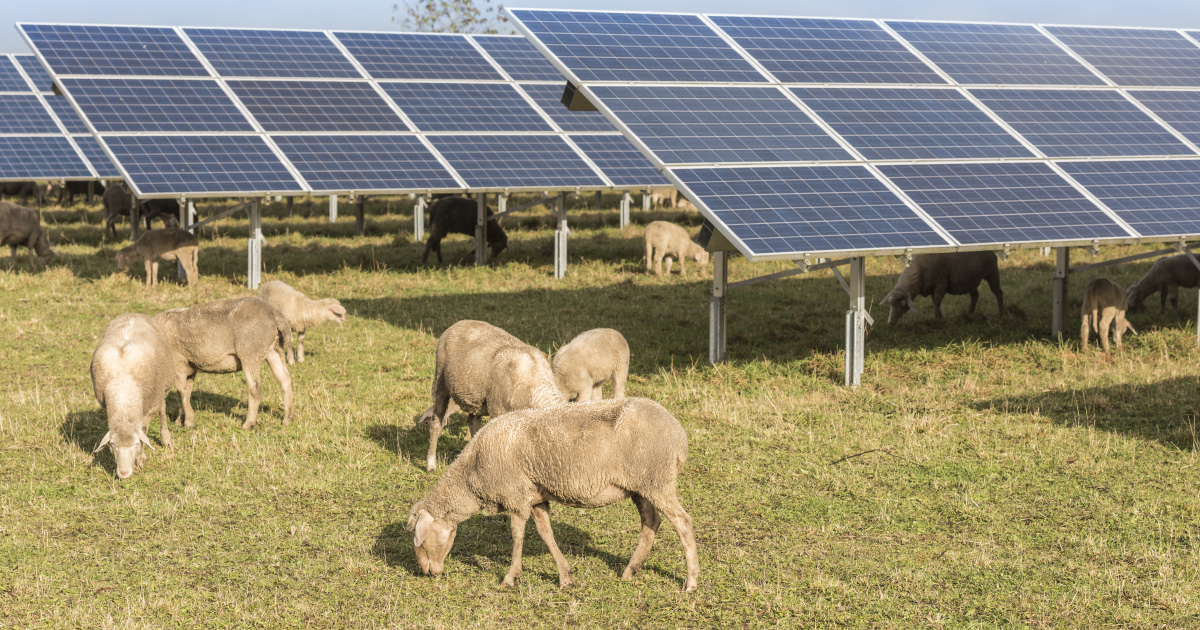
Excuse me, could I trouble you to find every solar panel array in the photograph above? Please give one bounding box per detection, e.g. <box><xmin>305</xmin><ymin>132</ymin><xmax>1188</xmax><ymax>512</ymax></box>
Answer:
<box><xmin>18</xmin><ymin>25</ymin><xmax>666</xmax><ymax>198</ymax></box>
<box><xmin>510</xmin><ymin>9</ymin><xmax>1200</xmax><ymax>261</ymax></box>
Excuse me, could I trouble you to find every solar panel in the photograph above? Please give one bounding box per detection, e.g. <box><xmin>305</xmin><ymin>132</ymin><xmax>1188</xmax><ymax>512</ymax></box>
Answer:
<box><xmin>569</xmin><ymin>134</ymin><xmax>671</xmax><ymax>187</ymax></box>
<box><xmin>333</xmin><ymin>31</ymin><xmax>503</xmax><ymax>80</ymax></box>
<box><xmin>61</xmin><ymin>78</ymin><xmax>254</xmax><ymax>133</ymax></box>
<box><xmin>72</xmin><ymin>135</ymin><xmax>122</xmax><ymax>178</ymax></box>
<box><xmin>0</xmin><ymin>136</ymin><xmax>93</xmax><ymax>179</ymax></box>
<box><xmin>184</xmin><ymin>28</ymin><xmax>361</xmax><ymax>78</ymax></box>
<box><xmin>271</xmin><ymin>135</ymin><xmax>459</xmax><ymax>192</ymax></box>
<box><xmin>519</xmin><ymin>83</ymin><xmax>614</xmax><ymax>132</ymax></box>
<box><xmin>228</xmin><ymin>80</ymin><xmax>410</xmax><ymax>132</ymax></box>
<box><xmin>708</xmin><ymin>16</ymin><xmax>946</xmax><ymax>84</ymax></box>
<box><xmin>21</xmin><ymin>24</ymin><xmax>208</xmax><ymax>76</ymax></box>
<box><xmin>791</xmin><ymin>86</ymin><xmax>1034</xmax><ymax>160</ymax></box>
<box><xmin>1126</xmin><ymin>90</ymin><xmax>1200</xmax><ymax>146</ymax></box>
<box><xmin>14</xmin><ymin>55</ymin><xmax>53</xmax><ymax>92</ymax></box>
<box><xmin>45</xmin><ymin>97</ymin><xmax>91</xmax><ymax>133</ymax></box>
<box><xmin>587</xmin><ymin>84</ymin><xmax>852</xmax><ymax>164</ymax></box>
<box><xmin>0</xmin><ymin>57</ymin><xmax>33</xmax><ymax>92</ymax></box>
<box><xmin>0</xmin><ymin>94</ymin><xmax>63</xmax><ymax>133</ymax></box>
<box><xmin>971</xmin><ymin>88</ymin><xmax>1194</xmax><ymax>157</ymax></box>
<box><xmin>877</xmin><ymin>162</ymin><xmax>1129</xmax><ymax>245</ymax></box>
<box><xmin>886</xmin><ymin>21</ymin><xmax>1104</xmax><ymax>85</ymax></box>
<box><xmin>102</xmin><ymin>135</ymin><xmax>303</xmax><ymax>195</ymax></box>
<box><xmin>1059</xmin><ymin>159</ymin><xmax>1200</xmax><ymax>237</ymax></box>
<box><xmin>381</xmin><ymin>82</ymin><xmax>554</xmax><ymax>132</ymax></box>
<box><xmin>1045</xmin><ymin>26</ymin><xmax>1200</xmax><ymax>87</ymax></box>
<box><xmin>473</xmin><ymin>34</ymin><xmax>564</xmax><ymax>81</ymax></box>
<box><xmin>428</xmin><ymin>135</ymin><xmax>606</xmax><ymax>189</ymax></box>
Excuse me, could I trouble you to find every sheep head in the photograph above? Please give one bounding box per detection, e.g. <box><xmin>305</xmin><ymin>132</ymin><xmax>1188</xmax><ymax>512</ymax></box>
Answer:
<box><xmin>693</xmin><ymin>248</ymin><xmax>710</xmax><ymax>268</ymax></box>
<box><xmin>1125</xmin><ymin>284</ymin><xmax>1147</xmax><ymax>312</ymax></box>
<box><xmin>322</xmin><ymin>299</ymin><xmax>347</xmax><ymax>326</ymax></box>
<box><xmin>34</xmin><ymin>233</ymin><xmax>55</xmax><ymax>265</ymax></box>
<box><xmin>880</xmin><ymin>290</ymin><xmax>918</xmax><ymax>325</ymax></box>
<box><xmin>408</xmin><ymin>507</ymin><xmax>457</xmax><ymax>577</ymax></box>
<box><xmin>488</xmin><ymin>228</ymin><xmax>509</xmax><ymax>258</ymax></box>
<box><xmin>115</xmin><ymin>247</ymin><xmax>136</xmax><ymax>272</ymax></box>
<box><xmin>94</xmin><ymin>429</ymin><xmax>154</xmax><ymax>480</ymax></box>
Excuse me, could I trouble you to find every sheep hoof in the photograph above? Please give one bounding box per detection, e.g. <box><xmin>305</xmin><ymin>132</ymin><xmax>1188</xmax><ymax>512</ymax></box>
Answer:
<box><xmin>557</xmin><ymin>577</ymin><xmax>573</xmax><ymax>589</ymax></box>
<box><xmin>241</xmin><ymin>420</ymin><xmax>256</xmax><ymax>430</ymax></box>
<box><xmin>683</xmin><ymin>582</ymin><xmax>698</xmax><ymax>593</ymax></box>
<box><xmin>501</xmin><ymin>576</ymin><xmax>518</xmax><ymax>588</ymax></box>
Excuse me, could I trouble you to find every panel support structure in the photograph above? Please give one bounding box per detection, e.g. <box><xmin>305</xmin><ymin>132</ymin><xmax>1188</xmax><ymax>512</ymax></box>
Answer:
<box><xmin>844</xmin><ymin>257</ymin><xmax>867</xmax><ymax>387</ymax></box>
<box><xmin>248</xmin><ymin>200</ymin><xmax>262</xmax><ymax>290</ymax></box>
<box><xmin>355</xmin><ymin>196</ymin><xmax>366</xmax><ymax>237</ymax></box>
<box><xmin>554</xmin><ymin>192</ymin><xmax>569</xmax><ymax>279</ymax></box>
<box><xmin>709</xmin><ymin>250</ymin><xmax>728</xmax><ymax>364</ymax></box>
<box><xmin>475</xmin><ymin>192</ymin><xmax>487</xmax><ymax>267</ymax></box>
<box><xmin>1052</xmin><ymin>247</ymin><xmax>1070</xmax><ymax>339</ymax></box>
<box><xmin>620</xmin><ymin>191</ymin><xmax>631</xmax><ymax>228</ymax></box>
<box><xmin>129</xmin><ymin>192</ymin><xmax>139</xmax><ymax>241</ymax></box>
<box><xmin>177</xmin><ymin>197</ymin><xmax>189</xmax><ymax>279</ymax></box>
<box><xmin>1186</xmin><ymin>252</ymin><xmax>1200</xmax><ymax>345</ymax></box>
<box><xmin>643</xmin><ymin>190</ymin><xmax>651</xmax><ymax>213</ymax></box>
<box><xmin>329</xmin><ymin>195</ymin><xmax>337</xmax><ymax>223</ymax></box>
<box><xmin>414</xmin><ymin>195</ymin><xmax>426</xmax><ymax>242</ymax></box>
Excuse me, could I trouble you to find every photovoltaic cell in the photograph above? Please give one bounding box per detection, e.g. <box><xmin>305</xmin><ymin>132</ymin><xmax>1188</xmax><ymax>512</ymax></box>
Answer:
<box><xmin>15</xmin><ymin>55</ymin><xmax>53</xmax><ymax>92</ymax></box>
<box><xmin>61</xmin><ymin>78</ymin><xmax>254</xmax><ymax>133</ymax></box>
<box><xmin>0</xmin><ymin>136</ymin><xmax>92</xmax><ymax>179</ymax></box>
<box><xmin>886</xmin><ymin>21</ymin><xmax>1104</xmax><ymax>85</ymax></box>
<box><xmin>971</xmin><ymin>88</ymin><xmax>1194</xmax><ymax>157</ymax></box>
<box><xmin>674</xmin><ymin>165</ymin><xmax>949</xmax><ymax>255</ymax></box>
<box><xmin>878</xmin><ymin>161</ymin><xmax>1128</xmax><ymax>244</ymax></box>
<box><xmin>382</xmin><ymin>83</ymin><xmax>553</xmax><ymax>132</ymax></box>
<box><xmin>509</xmin><ymin>10</ymin><xmax>767</xmax><ymax>83</ymax></box>
<box><xmin>20</xmin><ymin>24</ymin><xmax>208</xmax><ymax>76</ymax></box>
<box><xmin>103</xmin><ymin>135</ymin><xmax>302</xmax><ymax>195</ymax></box>
<box><xmin>1059</xmin><ymin>160</ymin><xmax>1200</xmax><ymax>237</ymax></box>
<box><xmin>588</xmin><ymin>84</ymin><xmax>851</xmax><ymax>164</ymax></box>
<box><xmin>569</xmin><ymin>134</ymin><xmax>670</xmax><ymax>187</ymax></box>
<box><xmin>473</xmin><ymin>35</ymin><xmax>565</xmax><ymax>81</ymax></box>
<box><xmin>184</xmin><ymin>28</ymin><xmax>361</xmax><ymax>78</ymax></box>
<box><xmin>333</xmin><ymin>32</ymin><xmax>503</xmax><ymax>80</ymax></box>
<box><xmin>272</xmin><ymin>135</ymin><xmax>459</xmax><ymax>192</ymax></box>
<box><xmin>1045</xmin><ymin>26</ymin><xmax>1200</xmax><ymax>87</ymax></box>
<box><xmin>429</xmin><ymin>134</ymin><xmax>606</xmax><ymax>189</ymax></box>
<box><xmin>72</xmin><ymin>135</ymin><xmax>122</xmax><ymax>178</ymax></box>
<box><xmin>0</xmin><ymin>57</ymin><xmax>33</xmax><ymax>91</ymax></box>
<box><xmin>228</xmin><ymin>80</ymin><xmax>409</xmax><ymax>132</ymax></box>
<box><xmin>708</xmin><ymin>16</ymin><xmax>946</xmax><ymax>84</ymax></box>
<box><xmin>46</xmin><ymin>98</ymin><xmax>90</xmax><ymax>133</ymax></box>
<box><xmin>0</xmin><ymin>94</ymin><xmax>63</xmax><ymax>133</ymax></box>
<box><xmin>1126</xmin><ymin>90</ymin><xmax>1200</xmax><ymax>146</ymax></box>
<box><xmin>520</xmin><ymin>83</ymin><xmax>615</xmax><ymax>132</ymax></box>
<box><xmin>791</xmin><ymin>86</ymin><xmax>1033</xmax><ymax>160</ymax></box>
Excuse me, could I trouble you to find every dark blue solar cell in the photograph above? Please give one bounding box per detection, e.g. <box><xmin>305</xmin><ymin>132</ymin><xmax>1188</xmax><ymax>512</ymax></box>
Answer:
<box><xmin>0</xmin><ymin>136</ymin><xmax>93</xmax><ymax>179</ymax></box>
<box><xmin>15</xmin><ymin>55</ymin><xmax>53</xmax><ymax>92</ymax></box>
<box><xmin>333</xmin><ymin>31</ymin><xmax>502</xmax><ymax>80</ymax></box>
<box><xmin>509</xmin><ymin>10</ymin><xmax>767</xmax><ymax>83</ymax></box>
<box><xmin>972</xmin><ymin>88</ymin><xmax>1194</xmax><ymax>157</ymax></box>
<box><xmin>0</xmin><ymin>95</ymin><xmax>62</xmax><ymax>133</ymax></box>
<box><xmin>792</xmin><ymin>86</ymin><xmax>1033</xmax><ymax>160</ymax></box>
<box><xmin>429</xmin><ymin>134</ymin><xmax>606</xmax><ymax>189</ymax></box>
<box><xmin>588</xmin><ymin>85</ymin><xmax>851</xmax><ymax>164</ymax></box>
<box><xmin>19</xmin><ymin>24</ymin><xmax>208</xmax><ymax>76</ymax></box>
<box><xmin>887</xmin><ymin>21</ymin><xmax>1104</xmax><ymax>85</ymax></box>
<box><xmin>382</xmin><ymin>83</ymin><xmax>553</xmax><ymax>132</ymax></box>
<box><xmin>878</xmin><ymin>161</ymin><xmax>1129</xmax><ymax>245</ymax></box>
<box><xmin>60</xmin><ymin>78</ymin><xmax>253</xmax><ymax>133</ymax></box>
<box><xmin>674</xmin><ymin>164</ymin><xmax>949</xmax><ymax>257</ymax></box>
<box><xmin>228</xmin><ymin>80</ymin><xmax>409</xmax><ymax>133</ymax></box>
<box><xmin>1126</xmin><ymin>90</ymin><xmax>1200</xmax><ymax>147</ymax></box>
<box><xmin>709</xmin><ymin>16</ymin><xmax>946</xmax><ymax>84</ymax></box>
<box><xmin>473</xmin><ymin>34</ymin><xmax>565</xmax><ymax>81</ymax></box>
<box><xmin>520</xmin><ymin>83</ymin><xmax>614</xmax><ymax>132</ymax></box>
<box><xmin>569</xmin><ymin>134</ymin><xmax>670</xmax><ymax>187</ymax></box>
<box><xmin>103</xmin><ymin>135</ymin><xmax>303</xmax><ymax>196</ymax></box>
<box><xmin>272</xmin><ymin>134</ymin><xmax>459</xmax><ymax>192</ymax></box>
<box><xmin>1</xmin><ymin>56</ymin><xmax>34</xmax><ymax>91</ymax></box>
<box><xmin>72</xmin><ymin>135</ymin><xmax>122</xmax><ymax>178</ymax></box>
<box><xmin>1046</xmin><ymin>26</ymin><xmax>1200</xmax><ymax>87</ymax></box>
<box><xmin>184</xmin><ymin>28</ymin><xmax>361</xmax><ymax>78</ymax></box>
<box><xmin>46</xmin><ymin>98</ymin><xmax>89</xmax><ymax>133</ymax></box>
<box><xmin>1059</xmin><ymin>159</ymin><xmax>1200</xmax><ymax>237</ymax></box>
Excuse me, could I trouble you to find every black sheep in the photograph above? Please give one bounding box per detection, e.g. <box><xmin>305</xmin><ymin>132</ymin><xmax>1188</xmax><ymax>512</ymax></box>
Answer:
<box><xmin>102</xmin><ymin>183</ymin><xmax>179</xmax><ymax>238</ymax></box>
<box><xmin>51</xmin><ymin>180</ymin><xmax>105</xmax><ymax>205</ymax></box>
<box><xmin>0</xmin><ymin>181</ymin><xmax>48</xmax><ymax>208</ymax></box>
<box><xmin>421</xmin><ymin>196</ymin><xmax>508</xmax><ymax>265</ymax></box>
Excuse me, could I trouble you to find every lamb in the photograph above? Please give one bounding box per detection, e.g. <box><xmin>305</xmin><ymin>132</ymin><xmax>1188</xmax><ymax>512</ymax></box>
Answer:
<box><xmin>552</xmin><ymin>328</ymin><xmax>629</xmax><ymax>402</ymax></box>
<box><xmin>90</xmin><ymin>313</ymin><xmax>176</xmax><ymax>479</ymax></box>
<box><xmin>421</xmin><ymin>196</ymin><xmax>508</xmax><ymax>265</ymax></box>
<box><xmin>880</xmin><ymin>251</ymin><xmax>1004</xmax><ymax>325</ymax></box>
<box><xmin>420</xmin><ymin>319</ymin><xmax>565</xmax><ymax>472</ymax></box>
<box><xmin>1081</xmin><ymin>277</ymin><xmax>1137</xmax><ymax>352</ymax></box>
<box><xmin>116</xmin><ymin>228</ymin><xmax>199</xmax><ymax>287</ymax></box>
<box><xmin>1125</xmin><ymin>254</ymin><xmax>1200</xmax><ymax>313</ymax></box>
<box><xmin>643</xmin><ymin>221</ymin><xmax>709</xmax><ymax>277</ymax></box>
<box><xmin>0</xmin><ymin>201</ymin><xmax>55</xmax><ymax>269</ymax></box>
<box><xmin>154</xmin><ymin>297</ymin><xmax>293</xmax><ymax>430</ymax></box>
<box><xmin>103</xmin><ymin>184</ymin><xmax>178</xmax><ymax>238</ymax></box>
<box><xmin>257</xmin><ymin>280</ymin><xmax>346</xmax><ymax>364</ymax></box>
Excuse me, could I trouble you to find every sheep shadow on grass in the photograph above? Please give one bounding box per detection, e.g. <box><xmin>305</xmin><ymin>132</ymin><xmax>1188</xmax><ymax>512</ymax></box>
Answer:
<box><xmin>365</xmin><ymin>416</ymin><xmax>474</xmax><ymax>472</ymax></box>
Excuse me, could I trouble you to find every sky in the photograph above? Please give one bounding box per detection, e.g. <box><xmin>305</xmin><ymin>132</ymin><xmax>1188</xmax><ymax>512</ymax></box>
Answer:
<box><xmin>5</xmin><ymin>0</ymin><xmax>1200</xmax><ymax>53</ymax></box>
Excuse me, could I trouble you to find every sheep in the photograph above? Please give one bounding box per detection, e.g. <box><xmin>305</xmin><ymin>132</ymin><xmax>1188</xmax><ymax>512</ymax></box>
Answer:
<box><xmin>648</xmin><ymin>187</ymin><xmax>677</xmax><ymax>210</ymax></box>
<box><xmin>90</xmin><ymin>313</ymin><xmax>176</xmax><ymax>479</ymax></box>
<box><xmin>421</xmin><ymin>196</ymin><xmax>508</xmax><ymax>265</ymax></box>
<box><xmin>420</xmin><ymin>319</ymin><xmax>565</xmax><ymax>472</ymax></box>
<box><xmin>50</xmin><ymin>180</ymin><xmax>104</xmax><ymax>206</ymax></box>
<box><xmin>257</xmin><ymin>280</ymin><xmax>346</xmax><ymax>364</ymax></box>
<box><xmin>643</xmin><ymin>221</ymin><xmax>710</xmax><ymax>277</ymax></box>
<box><xmin>0</xmin><ymin>181</ymin><xmax>47</xmax><ymax>208</ymax></box>
<box><xmin>102</xmin><ymin>184</ymin><xmax>178</xmax><ymax>238</ymax></box>
<box><xmin>0</xmin><ymin>201</ymin><xmax>55</xmax><ymax>269</ymax></box>
<box><xmin>552</xmin><ymin>328</ymin><xmax>629</xmax><ymax>402</ymax></box>
<box><xmin>408</xmin><ymin>397</ymin><xmax>699</xmax><ymax>592</ymax></box>
<box><xmin>1081</xmin><ymin>277</ymin><xmax>1137</xmax><ymax>352</ymax></box>
<box><xmin>116</xmin><ymin>228</ymin><xmax>199</xmax><ymax>287</ymax></box>
<box><xmin>1125</xmin><ymin>254</ymin><xmax>1200</xmax><ymax>313</ymax></box>
<box><xmin>153</xmin><ymin>297</ymin><xmax>293</xmax><ymax>430</ymax></box>
<box><xmin>880</xmin><ymin>251</ymin><xmax>1004</xmax><ymax>325</ymax></box>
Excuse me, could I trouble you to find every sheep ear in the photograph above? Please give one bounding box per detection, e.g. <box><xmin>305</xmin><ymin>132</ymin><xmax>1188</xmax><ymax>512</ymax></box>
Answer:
<box><xmin>138</xmin><ymin>432</ymin><xmax>155</xmax><ymax>450</ymax></box>
<box><xmin>1126</xmin><ymin>321</ymin><xmax>1138</xmax><ymax>335</ymax></box>
<box><xmin>412</xmin><ymin>510</ymin><xmax>435</xmax><ymax>547</ymax></box>
<box><xmin>906</xmin><ymin>296</ymin><xmax>919</xmax><ymax>312</ymax></box>
<box><xmin>878</xmin><ymin>298</ymin><xmax>889</xmax><ymax>306</ymax></box>
<box><xmin>93</xmin><ymin>431</ymin><xmax>112</xmax><ymax>453</ymax></box>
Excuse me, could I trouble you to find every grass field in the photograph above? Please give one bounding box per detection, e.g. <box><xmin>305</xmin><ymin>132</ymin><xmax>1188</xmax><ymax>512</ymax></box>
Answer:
<box><xmin>3</xmin><ymin>194</ymin><xmax>1200</xmax><ymax>628</ymax></box>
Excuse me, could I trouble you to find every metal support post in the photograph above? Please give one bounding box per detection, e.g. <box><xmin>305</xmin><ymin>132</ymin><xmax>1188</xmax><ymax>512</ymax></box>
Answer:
<box><xmin>286</xmin><ymin>196</ymin><xmax>294</xmax><ymax>218</ymax></box>
<box><xmin>844</xmin><ymin>257</ymin><xmax>866</xmax><ymax>387</ymax></box>
<box><xmin>328</xmin><ymin>195</ymin><xmax>337</xmax><ymax>223</ymax></box>
<box><xmin>709</xmin><ymin>251</ymin><xmax>728</xmax><ymax>364</ymax></box>
<box><xmin>86</xmin><ymin>180</ymin><xmax>94</xmax><ymax>204</ymax></box>
<box><xmin>554</xmin><ymin>192</ymin><xmax>568</xmax><ymax>279</ymax></box>
<box><xmin>498</xmin><ymin>194</ymin><xmax>507</xmax><ymax>215</ymax></box>
<box><xmin>414</xmin><ymin>195</ymin><xmax>426</xmax><ymax>242</ymax></box>
<box><xmin>129</xmin><ymin>193</ymin><xmax>139</xmax><ymax>240</ymax></box>
<box><xmin>177</xmin><ymin>196</ymin><xmax>188</xmax><ymax>278</ymax></box>
<box><xmin>1052</xmin><ymin>247</ymin><xmax>1070</xmax><ymax>339</ymax></box>
<box><xmin>620</xmin><ymin>191</ymin><xmax>631</xmax><ymax>228</ymax></box>
<box><xmin>593</xmin><ymin>191</ymin><xmax>602</xmax><ymax>209</ymax></box>
<box><xmin>475</xmin><ymin>192</ymin><xmax>487</xmax><ymax>266</ymax></box>
<box><xmin>355</xmin><ymin>196</ymin><xmax>366</xmax><ymax>237</ymax></box>
<box><xmin>643</xmin><ymin>190</ymin><xmax>651</xmax><ymax>213</ymax></box>
<box><xmin>247</xmin><ymin>200</ymin><xmax>262</xmax><ymax>289</ymax></box>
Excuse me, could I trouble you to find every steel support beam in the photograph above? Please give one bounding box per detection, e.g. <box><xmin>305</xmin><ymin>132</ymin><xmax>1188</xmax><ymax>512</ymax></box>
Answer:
<box><xmin>355</xmin><ymin>196</ymin><xmax>366</xmax><ymax>237</ymax></box>
<box><xmin>129</xmin><ymin>192</ymin><xmax>139</xmax><ymax>241</ymax></box>
<box><xmin>643</xmin><ymin>190</ymin><xmax>651</xmax><ymax>213</ymax></box>
<box><xmin>620</xmin><ymin>191</ymin><xmax>631</xmax><ymax>228</ymax></box>
<box><xmin>1052</xmin><ymin>247</ymin><xmax>1070</xmax><ymax>339</ymax></box>
<box><xmin>709</xmin><ymin>251</ymin><xmax>728</xmax><ymax>364</ymax></box>
<box><xmin>328</xmin><ymin>195</ymin><xmax>337</xmax><ymax>223</ymax></box>
<box><xmin>1185</xmin><ymin>252</ymin><xmax>1200</xmax><ymax>345</ymax></box>
<box><xmin>844</xmin><ymin>257</ymin><xmax>867</xmax><ymax>387</ymax></box>
<box><xmin>86</xmin><ymin>180</ymin><xmax>94</xmax><ymax>204</ymax></box>
<box><xmin>554</xmin><ymin>192</ymin><xmax>568</xmax><ymax>279</ymax></box>
<box><xmin>475</xmin><ymin>192</ymin><xmax>487</xmax><ymax>267</ymax></box>
<box><xmin>247</xmin><ymin>200</ymin><xmax>262</xmax><ymax>289</ymax></box>
<box><xmin>177</xmin><ymin>196</ymin><xmax>188</xmax><ymax>279</ymax></box>
<box><xmin>414</xmin><ymin>196</ymin><xmax>426</xmax><ymax>242</ymax></box>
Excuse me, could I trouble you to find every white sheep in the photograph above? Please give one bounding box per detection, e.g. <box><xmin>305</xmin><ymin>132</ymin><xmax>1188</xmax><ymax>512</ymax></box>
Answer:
<box><xmin>116</xmin><ymin>228</ymin><xmax>199</xmax><ymax>287</ymax></box>
<box><xmin>257</xmin><ymin>280</ymin><xmax>346</xmax><ymax>364</ymax></box>
<box><xmin>643</xmin><ymin>221</ymin><xmax>709</xmax><ymax>277</ymax></box>
<box><xmin>408</xmin><ymin>397</ymin><xmax>699</xmax><ymax>592</ymax></box>
<box><xmin>553</xmin><ymin>328</ymin><xmax>629</xmax><ymax>401</ymax></box>
<box><xmin>90</xmin><ymin>313</ymin><xmax>176</xmax><ymax>479</ymax></box>
<box><xmin>1082</xmin><ymin>277</ymin><xmax>1136</xmax><ymax>352</ymax></box>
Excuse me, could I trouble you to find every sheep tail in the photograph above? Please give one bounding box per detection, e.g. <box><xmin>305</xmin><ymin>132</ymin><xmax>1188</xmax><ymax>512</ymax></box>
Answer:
<box><xmin>273</xmin><ymin>311</ymin><xmax>293</xmax><ymax>359</ymax></box>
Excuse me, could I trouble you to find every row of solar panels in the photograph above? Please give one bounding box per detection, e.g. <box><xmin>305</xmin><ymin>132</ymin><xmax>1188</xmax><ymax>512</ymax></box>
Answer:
<box><xmin>15</xmin><ymin>25</ymin><xmax>670</xmax><ymax>199</ymax></box>
<box><xmin>507</xmin><ymin>10</ymin><xmax>1200</xmax><ymax>260</ymax></box>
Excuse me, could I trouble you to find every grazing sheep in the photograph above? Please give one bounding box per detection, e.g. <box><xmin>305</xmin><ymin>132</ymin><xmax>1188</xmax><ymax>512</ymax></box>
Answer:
<box><xmin>1125</xmin><ymin>254</ymin><xmax>1200</xmax><ymax>313</ymax></box>
<box><xmin>154</xmin><ymin>297</ymin><xmax>293</xmax><ymax>430</ymax></box>
<box><xmin>420</xmin><ymin>319</ymin><xmax>564</xmax><ymax>472</ymax></box>
<box><xmin>103</xmin><ymin>184</ymin><xmax>178</xmax><ymax>238</ymax></box>
<box><xmin>553</xmin><ymin>328</ymin><xmax>629</xmax><ymax>402</ymax></box>
<box><xmin>880</xmin><ymin>252</ymin><xmax>1004</xmax><ymax>325</ymax></box>
<box><xmin>90</xmin><ymin>313</ymin><xmax>176</xmax><ymax>479</ymax></box>
<box><xmin>116</xmin><ymin>228</ymin><xmax>199</xmax><ymax>287</ymax></box>
<box><xmin>408</xmin><ymin>398</ymin><xmax>699</xmax><ymax>592</ymax></box>
<box><xmin>257</xmin><ymin>280</ymin><xmax>346</xmax><ymax>364</ymax></box>
<box><xmin>643</xmin><ymin>221</ymin><xmax>710</xmax><ymax>277</ymax></box>
<box><xmin>421</xmin><ymin>196</ymin><xmax>508</xmax><ymax>265</ymax></box>
<box><xmin>0</xmin><ymin>181</ymin><xmax>47</xmax><ymax>208</ymax></box>
<box><xmin>0</xmin><ymin>201</ymin><xmax>55</xmax><ymax>269</ymax></box>
<box><xmin>1081</xmin><ymin>277</ymin><xmax>1136</xmax><ymax>352</ymax></box>
<box><xmin>50</xmin><ymin>180</ymin><xmax>104</xmax><ymax>206</ymax></box>
<box><xmin>648</xmin><ymin>187</ymin><xmax>677</xmax><ymax>210</ymax></box>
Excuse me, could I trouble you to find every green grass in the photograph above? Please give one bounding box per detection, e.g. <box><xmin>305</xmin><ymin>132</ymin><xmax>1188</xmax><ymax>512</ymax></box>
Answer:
<box><xmin>3</xmin><ymin>194</ymin><xmax>1200</xmax><ymax>628</ymax></box>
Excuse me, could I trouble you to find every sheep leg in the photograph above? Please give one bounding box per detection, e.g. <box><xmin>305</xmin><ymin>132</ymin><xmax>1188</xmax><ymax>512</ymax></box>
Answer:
<box><xmin>987</xmin><ymin>277</ymin><xmax>1005</xmax><ymax>314</ymax></box>
<box><xmin>241</xmin><ymin>361</ymin><xmax>262</xmax><ymax>430</ymax></box>
<box><xmin>178</xmin><ymin>368</ymin><xmax>197</xmax><ymax>428</ymax></box>
<box><xmin>1160</xmin><ymin>287</ymin><xmax>1169</xmax><ymax>313</ymax></box>
<box><xmin>593</xmin><ymin>384</ymin><xmax>604</xmax><ymax>400</ymax></box>
<box><xmin>531</xmin><ymin>502</ymin><xmax>573</xmax><ymax>588</ymax></box>
<box><xmin>296</xmin><ymin>331</ymin><xmax>305</xmax><ymax>363</ymax></box>
<box><xmin>159</xmin><ymin>399</ymin><xmax>173</xmax><ymax>447</ymax></box>
<box><xmin>614</xmin><ymin>364</ymin><xmax>627</xmax><ymax>400</ymax></box>
<box><xmin>7</xmin><ymin>245</ymin><xmax>16</xmax><ymax>271</ymax></box>
<box><xmin>644</xmin><ymin>240</ymin><xmax>653</xmax><ymax>273</ymax></box>
<box><xmin>502</xmin><ymin>511</ymin><xmax>529</xmax><ymax>587</ymax></box>
<box><xmin>664</xmin><ymin>256</ymin><xmax>674</xmax><ymax>277</ymax></box>
<box><xmin>679</xmin><ymin>255</ymin><xmax>686</xmax><ymax>277</ymax></box>
<box><xmin>653</xmin><ymin>249</ymin><xmax>664</xmax><ymax>277</ymax></box>
<box><xmin>425</xmin><ymin>392</ymin><xmax>451</xmax><ymax>472</ymax></box>
<box><xmin>421</xmin><ymin>236</ymin><xmax>435</xmax><ymax>265</ymax></box>
<box><xmin>652</xmin><ymin>495</ymin><xmax>700</xmax><ymax>592</ymax></box>
<box><xmin>285</xmin><ymin>333</ymin><xmax>296</xmax><ymax>364</ymax></box>
<box><xmin>266</xmin><ymin>349</ymin><xmax>293</xmax><ymax>426</ymax></box>
<box><xmin>465</xmin><ymin>414</ymin><xmax>482</xmax><ymax>441</ymax></box>
<box><xmin>1168</xmin><ymin>283</ymin><xmax>1180</xmax><ymax>311</ymax></box>
<box><xmin>1081</xmin><ymin>314</ymin><xmax>1091</xmax><ymax>350</ymax></box>
<box><xmin>1099</xmin><ymin>310</ymin><xmax>1115</xmax><ymax>353</ymax></box>
<box><xmin>967</xmin><ymin>289</ymin><xmax>979</xmax><ymax>315</ymax></box>
<box><xmin>622</xmin><ymin>494</ymin><xmax>661</xmax><ymax>580</ymax></box>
